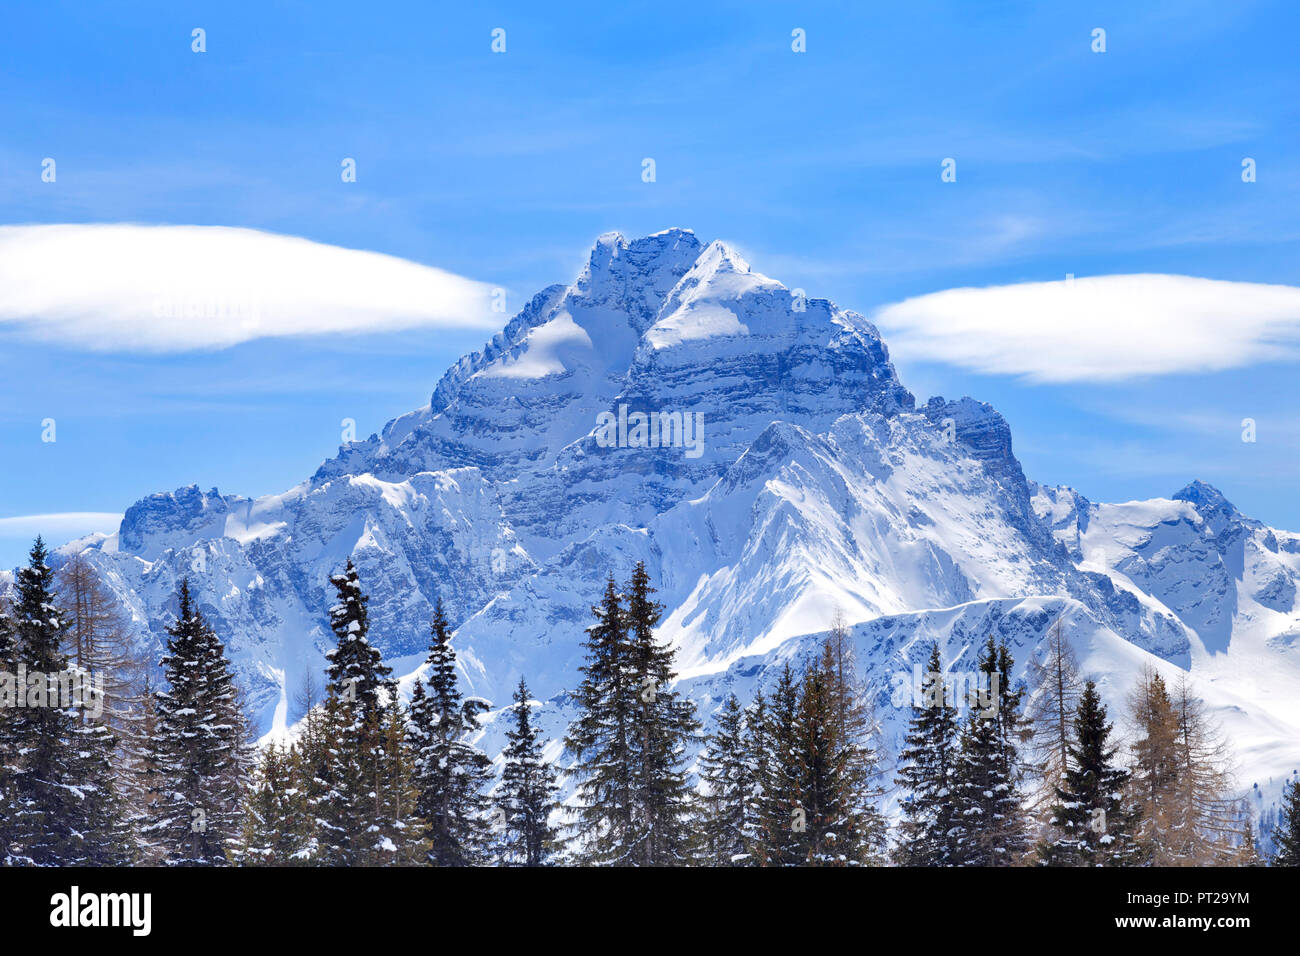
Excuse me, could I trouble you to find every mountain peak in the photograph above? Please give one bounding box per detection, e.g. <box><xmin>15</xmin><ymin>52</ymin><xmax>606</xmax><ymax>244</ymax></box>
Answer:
<box><xmin>1172</xmin><ymin>480</ymin><xmax>1241</xmax><ymax>521</ymax></box>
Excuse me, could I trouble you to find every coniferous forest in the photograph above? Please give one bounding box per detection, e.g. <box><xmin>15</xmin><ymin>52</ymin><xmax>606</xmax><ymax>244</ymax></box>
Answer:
<box><xmin>1</xmin><ymin>536</ymin><xmax>1295</xmax><ymax>868</ymax></box>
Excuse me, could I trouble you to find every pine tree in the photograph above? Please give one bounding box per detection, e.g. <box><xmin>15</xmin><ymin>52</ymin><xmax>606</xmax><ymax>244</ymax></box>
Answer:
<box><xmin>410</xmin><ymin>600</ymin><xmax>492</xmax><ymax>865</ymax></box>
<box><xmin>697</xmin><ymin>693</ymin><xmax>752</xmax><ymax>865</ymax></box>
<box><xmin>146</xmin><ymin>579</ymin><xmax>247</xmax><ymax>865</ymax></box>
<box><xmin>623</xmin><ymin>561</ymin><xmax>699</xmax><ymax>866</ymax></box>
<box><xmin>7</xmin><ymin>538</ymin><xmax>128</xmax><ymax>864</ymax></box>
<box><xmin>1276</xmin><ymin>778</ymin><xmax>1300</xmax><ymax>866</ymax></box>
<box><xmin>564</xmin><ymin>576</ymin><xmax>637</xmax><ymax>864</ymax></box>
<box><xmin>496</xmin><ymin>677</ymin><xmax>559</xmax><ymax>866</ymax></box>
<box><xmin>951</xmin><ymin>636</ymin><xmax>1028</xmax><ymax>866</ymax></box>
<box><xmin>1038</xmin><ymin>681</ymin><xmax>1143</xmax><ymax>866</ymax></box>
<box><xmin>893</xmin><ymin>642</ymin><xmax>960</xmax><ymax>866</ymax></box>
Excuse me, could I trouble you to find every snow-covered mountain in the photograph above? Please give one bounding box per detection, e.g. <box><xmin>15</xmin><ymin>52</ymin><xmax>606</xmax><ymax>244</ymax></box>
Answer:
<box><xmin>37</xmin><ymin>228</ymin><xmax>1300</xmax><ymax>815</ymax></box>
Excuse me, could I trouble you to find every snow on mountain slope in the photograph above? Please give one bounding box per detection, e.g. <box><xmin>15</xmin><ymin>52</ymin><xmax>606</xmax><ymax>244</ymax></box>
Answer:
<box><xmin>27</xmin><ymin>229</ymin><xmax>1300</xmax><ymax>808</ymax></box>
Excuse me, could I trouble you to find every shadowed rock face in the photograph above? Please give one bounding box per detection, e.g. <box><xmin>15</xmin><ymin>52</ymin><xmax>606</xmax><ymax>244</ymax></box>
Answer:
<box><xmin>45</xmin><ymin>230</ymin><xmax>1300</xmax><ymax>768</ymax></box>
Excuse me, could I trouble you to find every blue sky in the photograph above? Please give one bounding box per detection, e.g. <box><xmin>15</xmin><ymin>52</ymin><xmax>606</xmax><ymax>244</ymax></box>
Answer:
<box><xmin>1</xmin><ymin>0</ymin><xmax>1298</xmax><ymax>568</ymax></box>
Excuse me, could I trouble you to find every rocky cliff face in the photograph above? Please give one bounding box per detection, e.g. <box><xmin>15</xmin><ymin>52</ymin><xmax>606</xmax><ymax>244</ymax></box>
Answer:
<box><xmin>49</xmin><ymin>229</ymin><xmax>1300</xmax><ymax>800</ymax></box>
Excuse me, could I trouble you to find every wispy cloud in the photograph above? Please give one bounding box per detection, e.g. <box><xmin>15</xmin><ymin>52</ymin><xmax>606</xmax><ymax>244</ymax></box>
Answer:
<box><xmin>873</xmin><ymin>274</ymin><xmax>1300</xmax><ymax>383</ymax></box>
<box><xmin>0</xmin><ymin>224</ymin><xmax>500</xmax><ymax>352</ymax></box>
<box><xmin>0</xmin><ymin>513</ymin><xmax>121</xmax><ymax>538</ymax></box>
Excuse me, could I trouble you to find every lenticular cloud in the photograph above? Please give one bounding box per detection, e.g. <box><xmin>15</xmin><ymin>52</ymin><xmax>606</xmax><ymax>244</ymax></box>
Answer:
<box><xmin>873</xmin><ymin>273</ymin><xmax>1300</xmax><ymax>383</ymax></box>
<box><xmin>0</xmin><ymin>223</ymin><xmax>500</xmax><ymax>352</ymax></box>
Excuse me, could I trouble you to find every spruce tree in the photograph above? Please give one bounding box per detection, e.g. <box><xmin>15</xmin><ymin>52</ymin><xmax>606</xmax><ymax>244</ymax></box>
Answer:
<box><xmin>741</xmin><ymin>691</ymin><xmax>772</xmax><ymax>864</ymax></box>
<box><xmin>363</xmin><ymin>699</ymin><xmax>425</xmax><ymax>866</ymax></box>
<box><xmin>146</xmin><ymin>579</ymin><xmax>247</xmax><ymax>865</ymax></box>
<box><xmin>623</xmin><ymin>561</ymin><xmax>699</xmax><ymax>866</ymax></box>
<box><xmin>564</xmin><ymin>576</ymin><xmax>636</xmax><ymax>864</ymax></box>
<box><xmin>410</xmin><ymin>600</ymin><xmax>492</xmax><ymax>865</ymax></box>
<box><xmin>325</xmin><ymin>559</ymin><xmax>391</xmax><ymax>719</ymax></box>
<box><xmin>305</xmin><ymin>563</ymin><xmax>409</xmax><ymax>865</ymax></box>
<box><xmin>0</xmin><ymin>594</ymin><xmax>17</xmax><ymax>863</ymax></box>
<box><xmin>1038</xmin><ymin>681</ymin><xmax>1142</xmax><ymax>866</ymax></box>
<box><xmin>951</xmin><ymin>637</ymin><xmax>1028</xmax><ymax>866</ymax></box>
<box><xmin>7</xmin><ymin>538</ymin><xmax>128</xmax><ymax>864</ymax></box>
<box><xmin>496</xmin><ymin>677</ymin><xmax>559</xmax><ymax>866</ymax></box>
<box><xmin>792</xmin><ymin>658</ymin><xmax>851</xmax><ymax>865</ymax></box>
<box><xmin>697</xmin><ymin>693</ymin><xmax>752</xmax><ymax>865</ymax></box>
<box><xmin>238</xmin><ymin>742</ymin><xmax>308</xmax><ymax>865</ymax></box>
<box><xmin>894</xmin><ymin>642</ymin><xmax>960</xmax><ymax>866</ymax></box>
<box><xmin>817</xmin><ymin>630</ymin><xmax>888</xmax><ymax>864</ymax></box>
<box><xmin>757</xmin><ymin>663</ymin><xmax>805</xmax><ymax>866</ymax></box>
<box><xmin>1276</xmin><ymin>778</ymin><xmax>1300</xmax><ymax>866</ymax></box>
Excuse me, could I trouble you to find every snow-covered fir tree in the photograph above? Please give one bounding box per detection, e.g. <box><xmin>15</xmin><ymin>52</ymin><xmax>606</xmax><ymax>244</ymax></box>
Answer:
<box><xmin>145</xmin><ymin>578</ymin><xmax>247</xmax><ymax>865</ymax></box>
<box><xmin>5</xmin><ymin>538</ymin><xmax>128</xmax><ymax>865</ymax></box>
<box><xmin>410</xmin><ymin>599</ymin><xmax>493</xmax><ymax>865</ymax></box>
<box><xmin>1038</xmin><ymin>680</ymin><xmax>1143</xmax><ymax>866</ymax></box>
<box><xmin>893</xmin><ymin>642</ymin><xmax>960</xmax><ymax>866</ymax></box>
<box><xmin>495</xmin><ymin>677</ymin><xmax>559</xmax><ymax>866</ymax></box>
<box><xmin>0</xmin><ymin>592</ymin><xmax>17</xmax><ymax>863</ymax></box>
<box><xmin>325</xmin><ymin>559</ymin><xmax>392</xmax><ymax>719</ymax></box>
<box><xmin>303</xmin><ymin>565</ymin><xmax>408</xmax><ymax>866</ymax></box>
<box><xmin>951</xmin><ymin>636</ymin><xmax>1028</xmax><ymax>866</ymax></box>
<box><xmin>238</xmin><ymin>742</ymin><xmax>308</xmax><ymax>865</ymax></box>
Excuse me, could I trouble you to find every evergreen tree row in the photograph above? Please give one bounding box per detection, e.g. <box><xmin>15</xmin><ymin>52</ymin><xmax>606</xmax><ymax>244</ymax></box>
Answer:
<box><xmin>5</xmin><ymin>536</ymin><xmax>1300</xmax><ymax>867</ymax></box>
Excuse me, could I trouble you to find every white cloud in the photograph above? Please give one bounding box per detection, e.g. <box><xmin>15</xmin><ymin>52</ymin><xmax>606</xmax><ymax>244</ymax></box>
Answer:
<box><xmin>0</xmin><ymin>513</ymin><xmax>121</xmax><ymax>537</ymax></box>
<box><xmin>0</xmin><ymin>224</ymin><xmax>500</xmax><ymax>351</ymax></box>
<box><xmin>873</xmin><ymin>274</ymin><xmax>1300</xmax><ymax>383</ymax></box>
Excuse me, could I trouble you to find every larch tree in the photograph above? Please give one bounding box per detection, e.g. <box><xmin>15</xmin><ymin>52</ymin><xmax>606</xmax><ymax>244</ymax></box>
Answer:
<box><xmin>1128</xmin><ymin>668</ymin><xmax>1183</xmax><ymax>864</ymax></box>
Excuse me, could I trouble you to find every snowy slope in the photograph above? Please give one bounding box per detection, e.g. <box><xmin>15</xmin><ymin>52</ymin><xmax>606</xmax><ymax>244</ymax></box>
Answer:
<box><xmin>31</xmin><ymin>229</ymin><xmax>1300</xmax><ymax>817</ymax></box>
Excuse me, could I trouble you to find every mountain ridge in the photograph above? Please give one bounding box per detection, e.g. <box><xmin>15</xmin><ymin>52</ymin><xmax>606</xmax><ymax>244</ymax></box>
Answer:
<box><xmin>10</xmin><ymin>229</ymin><xmax>1298</xmax><ymax>820</ymax></box>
